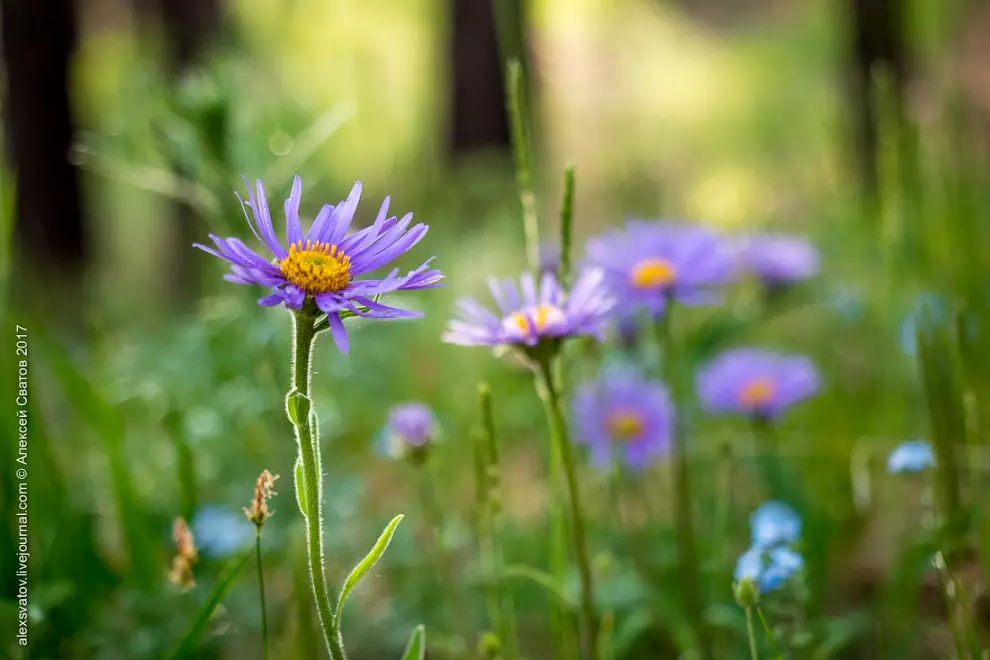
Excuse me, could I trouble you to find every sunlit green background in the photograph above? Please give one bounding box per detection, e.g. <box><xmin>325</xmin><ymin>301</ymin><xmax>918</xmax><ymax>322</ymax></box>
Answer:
<box><xmin>2</xmin><ymin>0</ymin><xmax>989</xmax><ymax>658</ymax></box>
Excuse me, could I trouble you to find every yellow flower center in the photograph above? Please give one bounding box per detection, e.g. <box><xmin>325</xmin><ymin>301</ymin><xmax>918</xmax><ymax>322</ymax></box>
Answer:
<box><xmin>738</xmin><ymin>377</ymin><xmax>776</xmax><ymax>409</ymax></box>
<box><xmin>280</xmin><ymin>240</ymin><xmax>351</xmax><ymax>294</ymax></box>
<box><xmin>507</xmin><ymin>304</ymin><xmax>565</xmax><ymax>334</ymax></box>
<box><xmin>630</xmin><ymin>258</ymin><xmax>677</xmax><ymax>291</ymax></box>
<box><xmin>607</xmin><ymin>410</ymin><xmax>644</xmax><ymax>441</ymax></box>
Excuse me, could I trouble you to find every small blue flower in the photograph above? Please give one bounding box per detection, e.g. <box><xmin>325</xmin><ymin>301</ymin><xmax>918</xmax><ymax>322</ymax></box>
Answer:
<box><xmin>750</xmin><ymin>500</ymin><xmax>801</xmax><ymax>549</ymax></box>
<box><xmin>190</xmin><ymin>505</ymin><xmax>253</xmax><ymax>557</ymax></box>
<box><xmin>760</xmin><ymin>547</ymin><xmax>804</xmax><ymax>591</ymax></box>
<box><xmin>734</xmin><ymin>546</ymin><xmax>804</xmax><ymax>593</ymax></box>
<box><xmin>887</xmin><ymin>440</ymin><xmax>935</xmax><ymax>475</ymax></box>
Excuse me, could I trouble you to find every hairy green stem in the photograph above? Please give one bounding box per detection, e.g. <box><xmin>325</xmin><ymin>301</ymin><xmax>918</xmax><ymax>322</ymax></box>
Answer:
<box><xmin>256</xmin><ymin>528</ymin><xmax>270</xmax><ymax>660</ymax></box>
<box><xmin>290</xmin><ymin>310</ymin><xmax>345</xmax><ymax>659</ymax></box>
<box><xmin>655</xmin><ymin>305</ymin><xmax>710</xmax><ymax>659</ymax></box>
<box><xmin>477</xmin><ymin>383</ymin><xmax>520</xmax><ymax>660</ymax></box>
<box><xmin>745</xmin><ymin>607</ymin><xmax>759</xmax><ymax>660</ymax></box>
<box><xmin>536</xmin><ymin>358</ymin><xmax>599</xmax><ymax>660</ymax></box>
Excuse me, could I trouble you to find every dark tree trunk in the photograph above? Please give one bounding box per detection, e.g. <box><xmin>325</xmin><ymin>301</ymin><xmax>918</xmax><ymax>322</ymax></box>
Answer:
<box><xmin>845</xmin><ymin>0</ymin><xmax>908</xmax><ymax>198</ymax></box>
<box><xmin>2</xmin><ymin>0</ymin><xmax>87</xmax><ymax>291</ymax></box>
<box><xmin>449</xmin><ymin>0</ymin><xmax>512</xmax><ymax>155</ymax></box>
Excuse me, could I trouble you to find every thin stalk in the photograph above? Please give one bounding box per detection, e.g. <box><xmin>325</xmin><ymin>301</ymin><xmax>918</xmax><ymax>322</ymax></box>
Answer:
<box><xmin>546</xmin><ymin>365</ymin><xmax>575</xmax><ymax>659</ymax></box>
<box><xmin>417</xmin><ymin>462</ymin><xmax>473</xmax><ymax>654</ymax></box>
<box><xmin>756</xmin><ymin>607</ymin><xmax>782</xmax><ymax>659</ymax></box>
<box><xmin>289</xmin><ymin>310</ymin><xmax>344</xmax><ymax>659</ymax></box>
<box><xmin>506</xmin><ymin>60</ymin><xmax>540</xmax><ymax>272</ymax></box>
<box><xmin>256</xmin><ymin>528</ymin><xmax>270</xmax><ymax>660</ymax></box>
<box><xmin>559</xmin><ymin>166</ymin><xmax>576</xmax><ymax>286</ymax></box>
<box><xmin>655</xmin><ymin>305</ymin><xmax>709</xmax><ymax>659</ymax></box>
<box><xmin>751</xmin><ymin>417</ymin><xmax>786</xmax><ymax>502</ymax></box>
<box><xmin>745</xmin><ymin>607</ymin><xmax>760</xmax><ymax>660</ymax></box>
<box><xmin>535</xmin><ymin>358</ymin><xmax>599</xmax><ymax>660</ymax></box>
<box><xmin>477</xmin><ymin>383</ymin><xmax>520</xmax><ymax>660</ymax></box>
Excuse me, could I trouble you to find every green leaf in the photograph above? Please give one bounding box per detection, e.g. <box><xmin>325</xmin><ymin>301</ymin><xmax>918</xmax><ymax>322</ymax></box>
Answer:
<box><xmin>285</xmin><ymin>389</ymin><xmax>311</xmax><ymax>427</ymax></box>
<box><xmin>294</xmin><ymin>458</ymin><xmax>309</xmax><ymax>519</ymax></box>
<box><xmin>335</xmin><ymin>514</ymin><xmax>404</xmax><ymax>618</ymax></box>
<box><xmin>399</xmin><ymin>624</ymin><xmax>426</xmax><ymax>660</ymax></box>
<box><xmin>168</xmin><ymin>550</ymin><xmax>250</xmax><ymax>659</ymax></box>
<box><xmin>497</xmin><ymin>564</ymin><xmax>572</xmax><ymax>610</ymax></box>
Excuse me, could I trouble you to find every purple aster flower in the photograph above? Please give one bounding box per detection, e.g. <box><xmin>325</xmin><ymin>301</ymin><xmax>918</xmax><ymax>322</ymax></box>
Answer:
<box><xmin>696</xmin><ymin>348</ymin><xmax>821</xmax><ymax>419</ymax></box>
<box><xmin>442</xmin><ymin>270</ymin><xmax>615</xmax><ymax>349</ymax></box>
<box><xmin>750</xmin><ymin>500</ymin><xmax>801</xmax><ymax>548</ymax></box>
<box><xmin>571</xmin><ymin>368</ymin><xmax>674</xmax><ymax>470</ymax></box>
<box><xmin>381</xmin><ymin>402</ymin><xmax>439</xmax><ymax>461</ymax></box>
<box><xmin>734</xmin><ymin>545</ymin><xmax>804</xmax><ymax>593</ymax></box>
<box><xmin>887</xmin><ymin>440</ymin><xmax>935</xmax><ymax>474</ymax></box>
<box><xmin>194</xmin><ymin>176</ymin><xmax>444</xmax><ymax>353</ymax></box>
<box><xmin>735</xmin><ymin>234</ymin><xmax>819</xmax><ymax>287</ymax></box>
<box><xmin>584</xmin><ymin>220</ymin><xmax>734</xmax><ymax>317</ymax></box>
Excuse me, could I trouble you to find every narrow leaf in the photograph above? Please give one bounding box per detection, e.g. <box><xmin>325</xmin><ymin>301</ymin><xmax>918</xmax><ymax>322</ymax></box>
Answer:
<box><xmin>399</xmin><ymin>624</ymin><xmax>426</xmax><ymax>660</ymax></box>
<box><xmin>336</xmin><ymin>514</ymin><xmax>404</xmax><ymax>617</ymax></box>
<box><xmin>294</xmin><ymin>458</ymin><xmax>309</xmax><ymax>519</ymax></box>
<box><xmin>169</xmin><ymin>551</ymin><xmax>251</xmax><ymax>659</ymax></box>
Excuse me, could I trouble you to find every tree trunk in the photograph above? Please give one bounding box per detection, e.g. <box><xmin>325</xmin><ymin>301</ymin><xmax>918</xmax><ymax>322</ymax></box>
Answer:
<box><xmin>844</xmin><ymin>0</ymin><xmax>908</xmax><ymax>199</ymax></box>
<box><xmin>2</xmin><ymin>0</ymin><xmax>87</xmax><ymax>296</ymax></box>
<box><xmin>449</xmin><ymin>0</ymin><xmax>513</xmax><ymax>155</ymax></box>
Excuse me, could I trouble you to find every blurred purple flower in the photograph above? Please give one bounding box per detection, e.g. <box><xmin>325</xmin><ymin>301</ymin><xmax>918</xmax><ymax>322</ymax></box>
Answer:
<box><xmin>735</xmin><ymin>234</ymin><xmax>819</xmax><ymax>286</ymax></box>
<box><xmin>195</xmin><ymin>176</ymin><xmax>444</xmax><ymax>353</ymax></box>
<box><xmin>571</xmin><ymin>368</ymin><xmax>674</xmax><ymax>470</ymax></box>
<box><xmin>380</xmin><ymin>402</ymin><xmax>439</xmax><ymax>460</ymax></box>
<box><xmin>539</xmin><ymin>242</ymin><xmax>561</xmax><ymax>276</ymax></box>
<box><xmin>887</xmin><ymin>440</ymin><xmax>935</xmax><ymax>474</ymax></box>
<box><xmin>696</xmin><ymin>348</ymin><xmax>820</xmax><ymax>419</ymax></box>
<box><xmin>442</xmin><ymin>270</ymin><xmax>615</xmax><ymax>348</ymax></box>
<box><xmin>585</xmin><ymin>220</ymin><xmax>734</xmax><ymax>317</ymax></box>
<box><xmin>750</xmin><ymin>500</ymin><xmax>802</xmax><ymax>548</ymax></box>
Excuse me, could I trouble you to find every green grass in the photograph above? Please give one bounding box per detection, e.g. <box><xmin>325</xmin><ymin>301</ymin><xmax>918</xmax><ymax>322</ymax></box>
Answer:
<box><xmin>2</xmin><ymin>1</ymin><xmax>989</xmax><ymax>658</ymax></box>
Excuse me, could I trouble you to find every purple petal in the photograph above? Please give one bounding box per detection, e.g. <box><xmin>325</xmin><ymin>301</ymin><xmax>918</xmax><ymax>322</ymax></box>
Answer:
<box><xmin>353</xmin><ymin>296</ymin><xmax>423</xmax><ymax>319</ymax></box>
<box><xmin>285</xmin><ymin>175</ymin><xmax>304</xmax><ymax>246</ymax></box>
<box><xmin>326</xmin><ymin>313</ymin><xmax>349</xmax><ymax>353</ymax></box>
<box><xmin>324</xmin><ymin>182</ymin><xmax>364</xmax><ymax>247</ymax></box>
<box><xmin>307</xmin><ymin>204</ymin><xmax>335</xmax><ymax>243</ymax></box>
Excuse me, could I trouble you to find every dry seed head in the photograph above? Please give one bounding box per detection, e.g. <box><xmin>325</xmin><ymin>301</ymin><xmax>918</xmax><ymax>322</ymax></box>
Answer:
<box><xmin>245</xmin><ymin>469</ymin><xmax>279</xmax><ymax>527</ymax></box>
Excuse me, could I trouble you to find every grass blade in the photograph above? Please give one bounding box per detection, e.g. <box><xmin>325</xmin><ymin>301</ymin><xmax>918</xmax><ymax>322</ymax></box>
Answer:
<box><xmin>169</xmin><ymin>550</ymin><xmax>251</xmax><ymax>659</ymax></box>
<box><xmin>335</xmin><ymin>514</ymin><xmax>404</xmax><ymax>618</ymax></box>
<box><xmin>400</xmin><ymin>624</ymin><xmax>426</xmax><ymax>660</ymax></box>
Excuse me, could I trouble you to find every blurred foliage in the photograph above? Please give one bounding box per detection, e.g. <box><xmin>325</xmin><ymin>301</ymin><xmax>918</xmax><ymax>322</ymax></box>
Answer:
<box><xmin>2</xmin><ymin>0</ymin><xmax>990</xmax><ymax>659</ymax></box>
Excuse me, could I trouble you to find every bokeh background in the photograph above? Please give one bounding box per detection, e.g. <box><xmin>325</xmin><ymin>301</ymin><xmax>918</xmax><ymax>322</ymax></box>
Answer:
<box><xmin>1</xmin><ymin>0</ymin><xmax>990</xmax><ymax>658</ymax></box>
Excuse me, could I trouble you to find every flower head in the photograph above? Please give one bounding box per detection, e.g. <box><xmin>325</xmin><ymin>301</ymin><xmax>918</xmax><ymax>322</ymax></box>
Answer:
<box><xmin>585</xmin><ymin>220</ymin><xmax>734</xmax><ymax>317</ymax></box>
<box><xmin>887</xmin><ymin>440</ymin><xmax>935</xmax><ymax>475</ymax></box>
<box><xmin>244</xmin><ymin>470</ymin><xmax>279</xmax><ymax>527</ymax></box>
<box><xmin>194</xmin><ymin>176</ymin><xmax>444</xmax><ymax>353</ymax></box>
<box><xmin>735</xmin><ymin>234</ymin><xmax>819</xmax><ymax>287</ymax></box>
<box><xmin>572</xmin><ymin>367</ymin><xmax>674</xmax><ymax>470</ymax></box>
<box><xmin>170</xmin><ymin>517</ymin><xmax>199</xmax><ymax>589</ymax></box>
<box><xmin>750</xmin><ymin>500</ymin><xmax>801</xmax><ymax>548</ymax></box>
<box><xmin>734</xmin><ymin>545</ymin><xmax>804</xmax><ymax>594</ymax></box>
<box><xmin>381</xmin><ymin>402</ymin><xmax>439</xmax><ymax>462</ymax></box>
<box><xmin>697</xmin><ymin>348</ymin><xmax>820</xmax><ymax>419</ymax></box>
<box><xmin>442</xmin><ymin>270</ymin><xmax>614</xmax><ymax>350</ymax></box>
